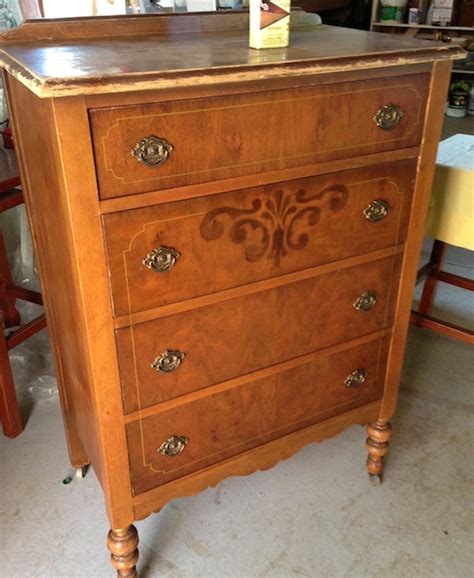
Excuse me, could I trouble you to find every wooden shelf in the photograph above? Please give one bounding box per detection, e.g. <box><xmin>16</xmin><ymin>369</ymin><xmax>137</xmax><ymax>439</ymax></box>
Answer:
<box><xmin>452</xmin><ymin>68</ymin><xmax>474</xmax><ymax>75</ymax></box>
<box><xmin>370</xmin><ymin>1</ymin><xmax>473</xmax><ymax>81</ymax></box>
<box><xmin>372</xmin><ymin>22</ymin><xmax>474</xmax><ymax>32</ymax></box>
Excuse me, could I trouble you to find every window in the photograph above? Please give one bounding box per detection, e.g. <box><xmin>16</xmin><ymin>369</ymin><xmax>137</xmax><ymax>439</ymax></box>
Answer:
<box><xmin>42</xmin><ymin>0</ymin><xmax>127</xmax><ymax>18</ymax></box>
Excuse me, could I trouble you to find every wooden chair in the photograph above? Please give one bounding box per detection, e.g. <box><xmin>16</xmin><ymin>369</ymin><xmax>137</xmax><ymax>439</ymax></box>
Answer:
<box><xmin>0</xmin><ymin>1</ymin><xmax>44</xmax><ymax>438</ymax></box>
<box><xmin>412</xmin><ymin>240</ymin><xmax>474</xmax><ymax>344</ymax></box>
<box><xmin>411</xmin><ymin>134</ymin><xmax>474</xmax><ymax>345</ymax></box>
<box><xmin>0</xmin><ymin>148</ymin><xmax>46</xmax><ymax>438</ymax></box>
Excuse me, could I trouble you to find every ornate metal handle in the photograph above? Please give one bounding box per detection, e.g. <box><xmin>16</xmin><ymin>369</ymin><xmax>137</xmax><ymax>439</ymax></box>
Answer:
<box><xmin>345</xmin><ymin>369</ymin><xmax>367</xmax><ymax>388</ymax></box>
<box><xmin>353</xmin><ymin>291</ymin><xmax>378</xmax><ymax>312</ymax></box>
<box><xmin>374</xmin><ymin>104</ymin><xmax>404</xmax><ymax>130</ymax></box>
<box><xmin>363</xmin><ymin>199</ymin><xmax>390</xmax><ymax>223</ymax></box>
<box><xmin>158</xmin><ymin>435</ymin><xmax>189</xmax><ymax>457</ymax></box>
<box><xmin>132</xmin><ymin>135</ymin><xmax>173</xmax><ymax>167</ymax></box>
<box><xmin>151</xmin><ymin>350</ymin><xmax>185</xmax><ymax>373</ymax></box>
<box><xmin>143</xmin><ymin>246</ymin><xmax>181</xmax><ymax>273</ymax></box>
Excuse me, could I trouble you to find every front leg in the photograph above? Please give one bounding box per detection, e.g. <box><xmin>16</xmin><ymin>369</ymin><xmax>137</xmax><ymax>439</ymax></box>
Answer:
<box><xmin>366</xmin><ymin>419</ymin><xmax>392</xmax><ymax>484</ymax></box>
<box><xmin>107</xmin><ymin>525</ymin><xmax>139</xmax><ymax>577</ymax></box>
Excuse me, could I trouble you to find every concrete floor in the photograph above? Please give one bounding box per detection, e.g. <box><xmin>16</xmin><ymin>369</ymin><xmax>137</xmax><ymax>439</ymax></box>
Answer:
<box><xmin>1</xmin><ymin>247</ymin><xmax>473</xmax><ymax>578</ymax></box>
<box><xmin>1</xmin><ymin>129</ymin><xmax>473</xmax><ymax>576</ymax></box>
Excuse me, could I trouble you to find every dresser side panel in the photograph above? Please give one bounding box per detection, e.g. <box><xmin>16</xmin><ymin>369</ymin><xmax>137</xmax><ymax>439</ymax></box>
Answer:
<box><xmin>380</xmin><ymin>60</ymin><xmax>454</xmax><ymax>419</ymax></box>
<box><xmin>5</xmin><ymin>75</ymin><xmax>134</xmax><ymax>528</ymax></box>
<box><xmin>4</xmin><ymin>75</ymin><xmax>102</xmax><ymax>474</ymax></box>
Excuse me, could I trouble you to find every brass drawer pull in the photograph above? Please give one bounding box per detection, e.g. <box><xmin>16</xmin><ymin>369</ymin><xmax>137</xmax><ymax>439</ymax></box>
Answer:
<box><xmin>132</xmin><ymin>135</ymin><xmax>173</xmax><ymax>167</ymax></box>
<box><xmin>151</xmin><ymin>350</ymin><xmax>185</xmax><ymax>373</ymax></box>
<box><xmin>345</xmin><ymin>369</ymin><xmax>367</xmax><ymax>388</ymax></box>
<box><xmin>158</xmin><ymin>435</ymin><xmax>189</xmax><ymax>457</ymax></box>
<box><xmin>374</xmin><ymin>104</ymin><xmax>403</xmax><ymax>130</ymax></box>
<box><xmin>363</xmin><ymin>199</ymin><xmax>390</xmax><ymax>223</ymax></box>
<box><xmin>143</xmin><ymin>246</ymin><xmax>181</xmax><ymax>273</ymax></box>
<box><xmin>353</xmin><ymin>291</ymin><xmax>378</xmax><ymax>312</ymax></box>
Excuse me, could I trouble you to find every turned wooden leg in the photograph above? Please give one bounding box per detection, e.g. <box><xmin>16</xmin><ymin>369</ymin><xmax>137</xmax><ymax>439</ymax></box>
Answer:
<box><xmin>366</xmin><ymin>419</ymin><xmax>392</xmax><ymax>485</ymax></box>
<box><xmin>107</xmin><ymin>525</ymin><xmax>139</xmax><ymax>578</ymax></box>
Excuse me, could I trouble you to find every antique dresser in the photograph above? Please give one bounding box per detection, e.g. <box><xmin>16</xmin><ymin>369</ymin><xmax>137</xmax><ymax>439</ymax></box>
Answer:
<box><xmin>0</xmin><ymin>11</ymin><xmax>463</xmax><ymax>576</ymax></box>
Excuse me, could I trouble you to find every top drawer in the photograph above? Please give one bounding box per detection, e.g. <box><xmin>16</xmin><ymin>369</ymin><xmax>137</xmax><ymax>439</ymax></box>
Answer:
<box><xmin>90</xmin><ymin>74</ymin><xmax>428</xmax><ymax>199</ymax></box>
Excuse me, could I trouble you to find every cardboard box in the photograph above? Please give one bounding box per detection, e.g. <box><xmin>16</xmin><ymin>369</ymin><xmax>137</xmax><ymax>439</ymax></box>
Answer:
<box><xmin>433</xmin><ymin>0</ymin><xmax>453</xmax><ymax>8</ymax></box>
<box><xmin>249</xmin><ymin>0</ymin><xmax>290</xmax><ymax>50</ymax></box>
<box><xmin>432</xmin><ymin>6</ymin><xmax>454</xmax><ymax>24</ymax></box>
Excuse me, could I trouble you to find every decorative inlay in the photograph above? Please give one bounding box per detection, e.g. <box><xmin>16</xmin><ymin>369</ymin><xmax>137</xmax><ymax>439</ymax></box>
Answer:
<box><xmin>200</xmin><ymin>185</ymin><xmax>348</xmax><ymax>266</ymax></box>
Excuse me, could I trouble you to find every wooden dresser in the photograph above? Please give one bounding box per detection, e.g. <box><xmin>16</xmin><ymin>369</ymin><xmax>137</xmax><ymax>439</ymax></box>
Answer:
<box><xmin>0</xmin><ymin>12</ymin><xmax>463</xmax><ymax>577</ymax></box>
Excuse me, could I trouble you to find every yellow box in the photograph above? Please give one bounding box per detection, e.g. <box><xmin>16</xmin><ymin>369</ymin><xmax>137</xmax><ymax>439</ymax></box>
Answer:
<box><xmin>249</xmin><ymin>0</ymin><xmax>290</xmax><ymax>50</ymax></box>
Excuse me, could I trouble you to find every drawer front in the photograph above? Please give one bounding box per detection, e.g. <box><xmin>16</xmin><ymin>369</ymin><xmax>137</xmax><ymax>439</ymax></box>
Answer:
<box><xmin>126</xmin><ymin>336</ymin><xmax>389</xmax><ymax>494</ymax></box>
<box><xmin>91</xmin><ymin>75</ymin><xmax>428</xmax><ymax>199</ymax></box>
<box><xmin>104</xmin><ymin>160</ymin><xmax>415</xmax><ymax>317</ymax></box>
<box><xmin>117</xmin><ymin>254</ymin><xmax>401</xmax><ymax>413</ymax></box>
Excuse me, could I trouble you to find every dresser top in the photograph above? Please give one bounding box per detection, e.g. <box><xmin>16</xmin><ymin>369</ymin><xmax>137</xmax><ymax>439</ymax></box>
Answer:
<box><xmin>0</xmin><ymin>11</ymin><xmax>464</xmax><ymax>98</ymax></box>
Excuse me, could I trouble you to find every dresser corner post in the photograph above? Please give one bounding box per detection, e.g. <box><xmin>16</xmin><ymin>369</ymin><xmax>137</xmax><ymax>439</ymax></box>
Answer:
<box><xmin>366</xmin><ymin>419</ymin><xmax>393</xmax><ymax>485</ymax></box>
<box><xmin>107</xmin><ymin>525</ymin><xmax>139</xmax><ymax>578</ymax></box>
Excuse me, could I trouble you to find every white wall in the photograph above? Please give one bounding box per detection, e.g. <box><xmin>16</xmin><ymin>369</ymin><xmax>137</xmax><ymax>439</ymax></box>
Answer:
<box><xmin>42</xmin><ymin>0</ymin><xmax>126</xmax><ymax>18</ymax></box>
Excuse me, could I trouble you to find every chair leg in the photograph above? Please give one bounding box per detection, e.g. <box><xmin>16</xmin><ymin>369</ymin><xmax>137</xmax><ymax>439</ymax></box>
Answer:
<box><xmin>0</xmin><ymin>231</ymin><xmax>20</xmax><ymax>328</ymax></box>
<box><xmin>418</xmin><ymin>240</ymin><xmax>447</xmax><ymax>316</ymax></box>
<box><xmin>0</xmin><ymin>317</ymin><xmax>23</xmax><ymax>438</ymax></box>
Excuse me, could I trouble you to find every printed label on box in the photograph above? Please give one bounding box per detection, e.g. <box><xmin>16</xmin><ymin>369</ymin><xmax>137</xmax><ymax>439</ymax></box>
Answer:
<box><xmin>250</xmin><ymin>0</ymin><xmax>290</xmax><ymax>50</ymax></box>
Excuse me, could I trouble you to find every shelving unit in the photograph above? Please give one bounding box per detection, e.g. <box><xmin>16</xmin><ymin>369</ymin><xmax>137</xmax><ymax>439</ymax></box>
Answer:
<box><xmin>373</xmin><ymin>22</ymin><xmax>473</xmax><ymax>31</ymax></box>
<box><xmin>370</xmin><ymin>0</ymin><xmax>474</xmax><ymax>76</ymax></box>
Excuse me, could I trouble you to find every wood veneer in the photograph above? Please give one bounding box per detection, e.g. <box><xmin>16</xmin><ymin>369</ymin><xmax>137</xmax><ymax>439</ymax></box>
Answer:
<box><xmin>104</xmin><ymin>160</ymin><xmax>415</xmax><ymax>316</ymax></box>
<box><xmin>90</xmin><ymin>76</ymin><xmax>427</xmax><ymax>198</ymax></box>
<box><xmin>127</xmin><ymin>335</ymin><xmax>390</xmax><ymax>494</ymax></box>
<box><xmin>117</xmin><ymin>254</ymin><xmax>401</xmax><ymax>412</ymax></box>
<box><xmin>0</xmin><ymin>11</ymin><xmax>462</xmax><ymax>577</ymax></box>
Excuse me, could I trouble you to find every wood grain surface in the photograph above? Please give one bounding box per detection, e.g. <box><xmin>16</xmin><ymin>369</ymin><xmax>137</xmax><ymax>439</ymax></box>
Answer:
<box><xmin>132</xmin><ymin>399</ymin><xmax>381</xmax><ymax>519</ymax></box>
<box><xmin>0</xmin><ymin>13</ymin><xmax>464</xmax><ymax>97</ymax></box>
<box><xmin>127</xmin><ymin>335</ymin><xmax>389</xmax><ymax>494</ymax></box>
<box><xmin>0</xmin><ymin>12</ymin><xmax>457</xmax><ymax>573</ymax></box>
<box><xmin>4</xmin><ymin>76</ymin><xmax>135</xmax><ymax>529</ymax></box>
<box><xmin>91</xmin><ymin>77</ymin><xmax>427</xmax><ymax>198</ymax></box>
<box><xmin>380</xmin><ymin>59</ymin><xmax>456</xmax><ymax>420</ymax></box>
<box><xmin>104</xmin><ymin>160</ymin><xmax>415</xmax><ymax>317</ymax></box>
<box><xmin>116</xmin><ymin>254</ymin><xmax>401</xmax><ymax>412</ymax></box>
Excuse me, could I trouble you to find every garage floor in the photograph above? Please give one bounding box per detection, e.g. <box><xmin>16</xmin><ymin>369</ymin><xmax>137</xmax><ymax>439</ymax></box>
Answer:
<box><xmin>1</xmin><ymin>127</ymin><xmax>473</xmax><ymax>577</ymax></box>
<box><xmin>0</xmin><ymin>247</ymin><xmax>474</xmax><ymax>578</ymax></box>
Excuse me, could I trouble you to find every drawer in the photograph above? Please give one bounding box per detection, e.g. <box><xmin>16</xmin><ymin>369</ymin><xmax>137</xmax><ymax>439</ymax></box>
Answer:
<box><xmin>91</xmin><ymin>75</ymin><xmax>428</xmax><ymax>199</ymax></box>
<box><xmin>117</xmin><ymin>253</ymin><xmax>401</xmax><ymax>413</ymax></box>
<box><xmin>104</xmin><ymin>160</ymin><xmax>415</xmax><ymax>317</ymax></box>
<box><xmin>126</xmin><ymin>335</ymin><xmax>389</xmax><ymax>495</ymax></box>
